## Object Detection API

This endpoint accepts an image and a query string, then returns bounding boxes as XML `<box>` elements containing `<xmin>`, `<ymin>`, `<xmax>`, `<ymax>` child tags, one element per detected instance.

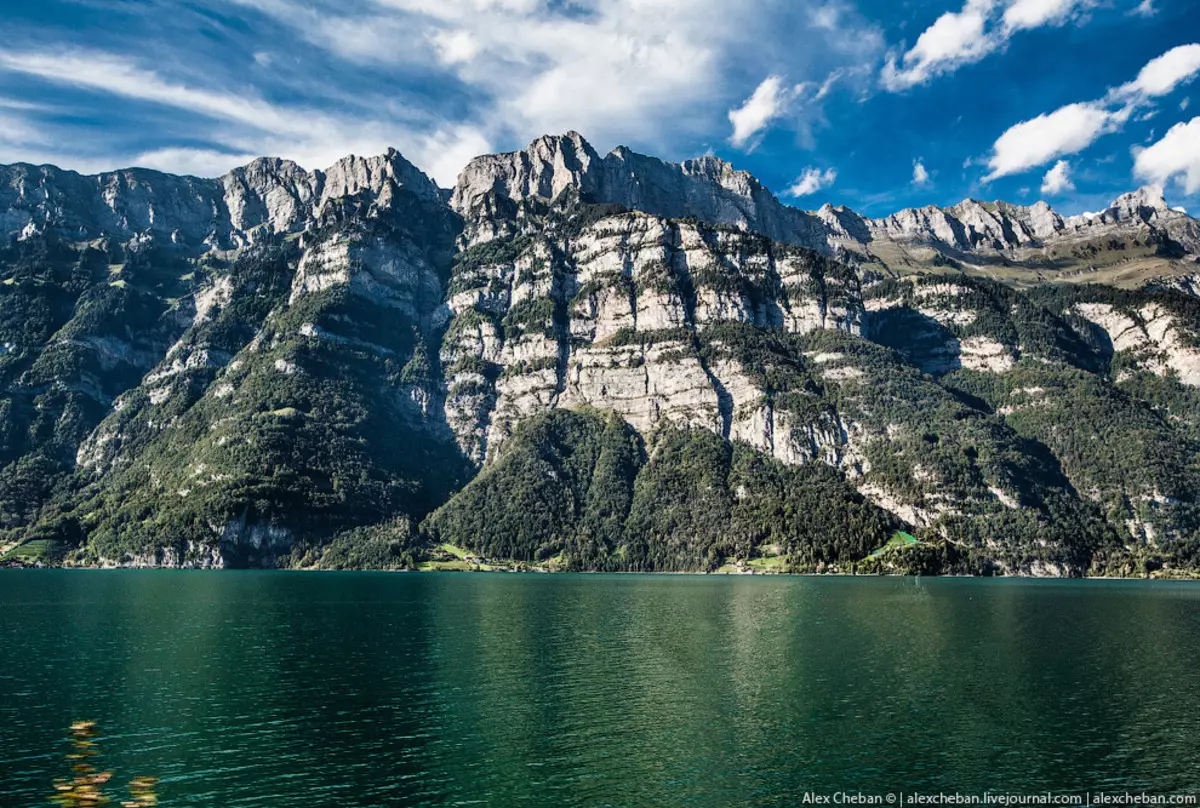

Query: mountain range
<box><xmin>2</xmin><ymin>132</ymin><xmax>1199</xmax><ymax>576</ymax></box>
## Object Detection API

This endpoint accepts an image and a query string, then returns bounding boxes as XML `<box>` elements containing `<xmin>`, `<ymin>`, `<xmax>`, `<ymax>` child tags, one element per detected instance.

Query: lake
<box><xmin>2</xmin><ymin>572</ymin><xmax>1199</xmax><ymax>807</ymax></box>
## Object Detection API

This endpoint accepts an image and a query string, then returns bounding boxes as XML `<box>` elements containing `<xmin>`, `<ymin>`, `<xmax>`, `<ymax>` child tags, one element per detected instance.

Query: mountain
<box><xmin>449</xmin><ymin>131</ymin><xmax>1200</xmax><ymax>284</ymax></box>
<box><xmin>2</xmin><ymin>132</ymin><xmax>1199</xmax><ymax>576</ymax></box>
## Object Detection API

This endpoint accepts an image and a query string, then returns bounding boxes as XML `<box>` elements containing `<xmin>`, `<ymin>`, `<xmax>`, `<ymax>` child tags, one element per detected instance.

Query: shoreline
<box><xmin>3</xmin><ymin>564</ymin><xmax>1198</xmax><ymax>582</ymax></box>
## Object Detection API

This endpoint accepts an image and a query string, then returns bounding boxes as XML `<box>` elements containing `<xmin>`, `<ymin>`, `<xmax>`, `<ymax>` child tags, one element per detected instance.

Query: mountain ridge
<box><xmin>4</xmin><ymin>131</ymin><xmax>1196</xmax><ymax>278</ymax></box>
<box><xmin>2</xmin><ymin>131</ymin><xmax>1200</xmax><ymax>576</ymax></box>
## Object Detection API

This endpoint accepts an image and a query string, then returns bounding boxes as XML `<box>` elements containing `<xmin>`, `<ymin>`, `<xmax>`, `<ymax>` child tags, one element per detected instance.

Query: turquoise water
<box><xmin>1</xmin><ymin>572</ymin><xmax>1199</xmax><ymax>806</ymax></box>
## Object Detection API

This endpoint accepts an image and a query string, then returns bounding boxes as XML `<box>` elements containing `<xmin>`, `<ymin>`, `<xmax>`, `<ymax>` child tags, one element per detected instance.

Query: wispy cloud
<box><xmin>0</xmin><ymin>46</ymin><xmax>489</xmax><ymax>183</ymax></box>
<box><xmin>218</xmin><ymin>0</ymin><xmax>886</xmax><ymax>162</ymax></box>
<box><xmin>1131</xmin><ymin>0</ymin><xmax>1156</xmax><ymax>17</ymax></box>
<box><xmin>729</xmin><ymin>76</ymin><xmax>794</xmax><ymax>149</ymax></box>
<box><xmin>0</xmin><ymin>50</ymin><xmax>317</xmax><ymax>137</ymax></box>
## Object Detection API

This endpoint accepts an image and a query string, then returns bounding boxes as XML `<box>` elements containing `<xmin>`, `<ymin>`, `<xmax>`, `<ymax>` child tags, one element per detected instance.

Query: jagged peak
<box><xmin>487</xmin><ymin>131</ymin><xmax>600</xmax><ymax>164</ymax></box>
<box><xmin>680</xmin><ymin>154</ymin><xmax>735</xmax><ymax>171</ymax></box>
<box><xmin>449</xmin><ymin>131</ymin><xmax>605</xmax><ymax>213</ymax></box>
<box><xmin>1109</xmin><ymin>184</ymin><xmax>1169</xmax><ymax>213</ymax></box>
<box><xmin>223</xmin><ymin>156</ymin><xmax>310</xmax><ymax>183</ymax></box>
<box><xmin>320</xmin><ymin>148</ymin><xmax>441</xmax><ymax>202</ymax></box>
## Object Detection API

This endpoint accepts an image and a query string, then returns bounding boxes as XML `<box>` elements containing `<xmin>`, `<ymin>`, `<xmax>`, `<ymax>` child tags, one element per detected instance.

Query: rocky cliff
<box><xmin>450</xmin><ymin>133</ymin><xmax>1200</xmax><ymax>280</ymax></box>
<box><xmin>2</xmin><ymin>132</ymin><xmax>1199</xmax><ymax>576</ymax></box>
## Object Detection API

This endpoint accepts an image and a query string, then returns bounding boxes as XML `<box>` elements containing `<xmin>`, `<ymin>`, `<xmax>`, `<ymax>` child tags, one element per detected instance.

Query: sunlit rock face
<box><xmin>440</xmin><ymin>204</ymin><xmax>864</xmax><ymax>463</ymax></box>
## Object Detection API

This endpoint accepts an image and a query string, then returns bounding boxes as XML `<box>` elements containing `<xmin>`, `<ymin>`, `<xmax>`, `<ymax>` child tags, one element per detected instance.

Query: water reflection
<box><xmin>1</xmin><ymin>573</ymin><xmax>1199</xmax><ymax>807</ymax></box>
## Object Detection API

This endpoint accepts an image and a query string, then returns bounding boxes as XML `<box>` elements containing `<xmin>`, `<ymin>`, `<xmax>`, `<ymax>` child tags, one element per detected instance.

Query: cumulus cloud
<box><xmin>912</xmin><ymin>159</ymin><xmax>930</xmax><ymax>186</ymax></box>
<box><xmin>881</xmin><ymin>0</ymin><xmax>995</xmax><ymax>90</ymax></box>
<box><xmin>787</xmin><ymin>166</ymin><xmax>837</xmax><ymax>197</ymax></box>
<box><xmin>728</xmin><ymin>76</ymin><xmax>791</xmax><ymax>150</ymax></box>
<box><xmin>1040</xmin><ymin>160</ymin><xmax>1074</xmax><ymax>194</ymax></box>
<box><xmin>881</xmin><ymin>0</ymin><xmax>1088</xmax><ymax>90</ymax></box>
<box><xmin>983</xmin><ymin>43</ymin><xmax>1200</xmax><ymax>181</ymax></box>
<box><xmin>1134</xmin><ymin>117</ymin><xmax>1200</xmax><ymax>194</ymax></box>
<box><xmin>985</xmin><ymin>103</ymin><xmax>1114</xmax><ymax>180</ymax></box>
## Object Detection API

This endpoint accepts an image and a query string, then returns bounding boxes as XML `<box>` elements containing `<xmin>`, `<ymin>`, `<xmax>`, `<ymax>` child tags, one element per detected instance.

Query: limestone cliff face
<box><xmin>862</xmin><ymin>276</ymin><xmax>1098</xmax><ymax>376</ymax></box>
<box><xmin>1070</xmin><ymin>299</ymin><xmax>1200</xmax><ymax>386</ymax></box>
<box><xmin>437</xmin><ymin>135</ymin><xmax>1200</xmax><ymax>555</ymax></box>
<box><xmin>440</xmin><ymin>205</ymin><xmax>863</xmax><ymax>463</ymax></box>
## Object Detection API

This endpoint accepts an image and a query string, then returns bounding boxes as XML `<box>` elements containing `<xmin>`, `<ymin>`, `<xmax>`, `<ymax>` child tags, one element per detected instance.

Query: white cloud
<box><xmin>131</xmin><ymin>147</ymin><xmax>261</xmax><ymax>177</ymax></box>
<box><xmin>0</xmin><ymin>0</ymin><xmax>885</xmax><ymax>185</ymax></box>
<box><xmin>223</xmin><ymin>0</ymin><xmax>430</xmax><ymax>67</ymax></box>
<box><xmin>813</xmin><ymin>68</ymin><xmax>849</xmax><ymax>101</ymax></box>
<box><xmin>985</xmin><ymin>103</ymin><xmax>1114</xmax><ymax>180</ymax></box>
<box><xmin>1003</xmin><ymin>0</ymin><xmax>1086</xmax><ymax>32</ymax></box>
<box><xmin>419</xmin><ymin>125</ymin><xmax>493</xmax><ymax>189</ymax></box>
<box><xmin>912</xmin><ymin>159</ymin><xmax>930</xmax><ymax>186</ymax></box>
<box><xmin>811</xmin><ymin>4</ymin><xmax>841</xmax><ymax>30</ymax></box>
<box><xmin>1040</xmin><ymin>160</ymin><xmax>1074</xmax><ymax>194</ymax></box>
<box><xmin>1183</xmin><ymin>98</ymin><xmax>1191</xmax><ymax>112</ymax></box>
<box><xmin>0</xmin><ymin>101</ymin><xmax>52</xmax><ymax>147</ymax></box>
<box><xmin>431</xmin><ymin>29</ymin><xmax>479</xmax><ymax>65</ymax></box>
<box><xmin>881</xmin><ymin>0</ymin><xmax>1089</xmax><ymax>91</ymax></box>
<box><xmin>1119</xmin><ymin>44</ymin><xmax>1200</xmax><ymax>98</ymax></box>
<box><xmin>728</xmin><ymin>76</ymin><xmax>791</xmax><ymax>149</ymax></box>
<box><xmin>0</xmin><ymin>50</ymin><xmax>314</xmax><ymax>137</ymax></box>
<box><xmin>1131</xmin><ymin>0</ymin><xmax>1156</xmax><ymax>16</ymax></box>
<box><xmin>982</xmin><ymin>43</ymin><xmax>1200</xmax><ymax>181</ymax></box>
<box><xmin>218</xmin><ymin>0</ymin><xmax>885</xmax><ymax>162</ymax></box>
<box><xmin>1134</xmin><ymin>117</ymin><xmax>1200</xmax><ymax>194</ymax></box>
<box><xmin>881</xmin><ymin>0</ymin><xmax>995</xmax><ymax>90</ymax></box>
<box><xmin>786</xmin><ymin>166</ymin><xmax>837</xmax><ymax>197</ymax></box>
<box><xmin>1173</xmin><ymin>206</ymin><xmax>1188</xmax><ymax>213</ymax></box>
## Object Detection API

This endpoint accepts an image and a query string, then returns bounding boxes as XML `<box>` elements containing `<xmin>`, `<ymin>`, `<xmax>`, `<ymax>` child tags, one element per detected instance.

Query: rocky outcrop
<box><xmin>864</xmin><ymin>189</ymin><xmax>1199</xmax><ymax>261</ymax></box>
<box><xmin>0</xmin><ymin>149</ymin><xmax>441</xmax><ymax>252</ymax></box>
<box><xmin>1072</xmin><ymin>300</ymin><xmax>1200</xmax><ymax>386</ymax></box>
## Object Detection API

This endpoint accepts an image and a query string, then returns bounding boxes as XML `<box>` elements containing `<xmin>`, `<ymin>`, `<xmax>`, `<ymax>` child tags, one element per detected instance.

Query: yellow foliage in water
<box><xmin>49</xmin><ymin>721</ymin><xmax>157</xmax><ymax>808</ymax></box>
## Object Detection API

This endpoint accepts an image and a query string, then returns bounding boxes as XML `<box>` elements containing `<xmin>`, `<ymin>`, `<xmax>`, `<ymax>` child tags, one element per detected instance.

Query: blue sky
<box><xmin>0</xmin><ymin>0</ymin><xmax>1197</xmax><ymax>216</ymax></box>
